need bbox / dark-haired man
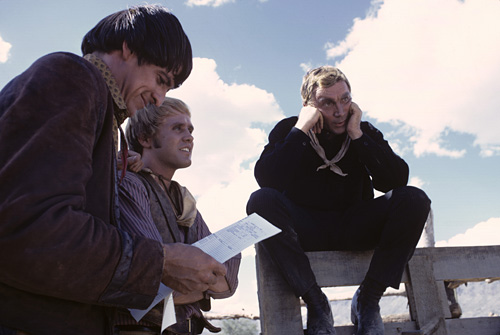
[247,66,431,335]
[0,5,226,334]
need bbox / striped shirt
[116,171,241,326]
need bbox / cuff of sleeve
[98,232,164,309]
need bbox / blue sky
[1,0,500,316]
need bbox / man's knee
[246,187,283,215]
[393,186,431,213]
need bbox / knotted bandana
[308,129,350,176]
[145,169,198,228]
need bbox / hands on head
[295,105,323,134]
[295,101,363,140]
[346,101,363,140]
[161,243,227,295]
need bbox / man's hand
[173,273,230,305]
[161,243,227,295]
[295,105,323,134]
[117,150,144,172]
[347,102,363,140]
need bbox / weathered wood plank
[297,317,500,335]
[306,246,500,287]
[406,254,447,334]
[421,246,500,282]
[255,244,303,334]
[334,320,418,335]
[445,317,500,335]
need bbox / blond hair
[301,66,351,105]
[126,98,191,154]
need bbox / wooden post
[406,254,448,334]
[255,244,304,335]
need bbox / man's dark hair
[81,4,192,88]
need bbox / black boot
[350,278,385,335]
[302,285,336,335]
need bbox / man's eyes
[172,125,193,133]
[319,99,333,107]
[319,97,351,106]
[158,75,172,88]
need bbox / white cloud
[0,34,12,63]
[300,62,312,73]
[436,217,500,247]
[408,176,425,189]
[168,57,284,231]
[327,0,500,157]
[185,0,235,7]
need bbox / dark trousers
[246,186,431,297]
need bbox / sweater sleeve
[352,122,409,192]
[254,117,313,191]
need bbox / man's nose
[184,132,194,142]
[334,102,345,116]
[152,88,169,106]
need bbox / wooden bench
[255,244,500,335]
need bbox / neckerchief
[308,129,350,176]
[84,54,129,181]
[143,169,197,228]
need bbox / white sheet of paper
[161,292,176,333]
[192,213,281,263]
[128,213,280,328]
[129,283,172,322]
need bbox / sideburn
[152,135,162,149]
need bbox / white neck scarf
[308,129,350,176]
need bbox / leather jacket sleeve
[0,53,163,310]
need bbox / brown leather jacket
[0,52,164,334]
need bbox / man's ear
[138,135,152,149]
[121,41,133,61]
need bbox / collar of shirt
[83,54,128,126]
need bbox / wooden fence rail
[255,244,500,335]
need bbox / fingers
[211,262,227,278]
[314,113,324,134]
[117,150,143,172]
[127,154,144,172]
[349,101,362,116]
[296,105,323,134]
[347,101,363,140]
[161,243,227,294]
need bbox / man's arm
[354,121,409,192]
[0,53,164,308]
[344,102,408,191]
[254,117,314,190]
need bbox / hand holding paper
[129,213,281,331]
[161,243,226,294]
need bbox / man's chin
[126,101,146,117]
[325,126,347,136]
[125,104,138,117]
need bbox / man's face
[150,113,194,174]
[118,53,176,116]
[314,81,352,135]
